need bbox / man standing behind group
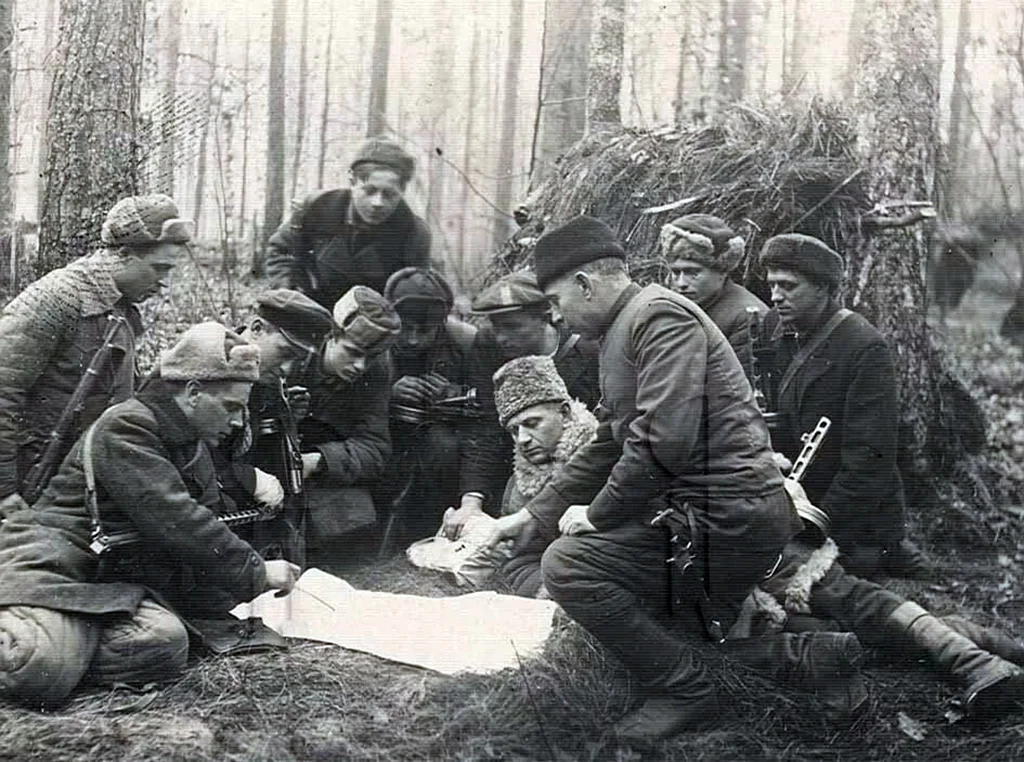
[487,216,801,744]
[662,213,767,369]
[266,137,431,309]
[0,195,193,515]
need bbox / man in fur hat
[661,213,768,370]
[491,355,599,598]
[0,195,194,516]
[382,267,477,541]
[443,272,600,539]
[266,137,431,309]
[295,285,401,560]
[484,216,804,743]
[758,233,926,579]
[0,323,300,708]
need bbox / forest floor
[3,257,1024,761]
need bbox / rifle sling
[82,422,103,534]
[776,308,852,405]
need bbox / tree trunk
[728,0,750,102]
[290,0,310,201]
[531,0,592,187]
[158,0,182,197]
[944,0,971,217]
[586,0,624,131]
[317,4,335,189]
[674,2,691,124]
[0,0,14,221]
[239,30,251,244]
[717,0,730,102]
[192,26,218,235]
[367,0,392,137]
[458,20,480,269]
[38,0,144,272]
[843,0,867,99]
[492,0,525,251]
[424,2,454,234]
[783,0,807,93]
[848,0,976,467]
[259,0,287,263]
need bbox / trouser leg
[0,605,99,707]
[86,598,190,687]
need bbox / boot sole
[966,671,1024,718]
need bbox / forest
[2,1,1024,761]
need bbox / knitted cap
[160,322,260,382]
[493,355,570,427]
[332,285,402,354]
[759,234,845,290]
[661,214,745,273]
[533,216,626,289]
[471,271,550,315]
[255,289,333,353]
[101,195,195,248]
[350,137,415,184]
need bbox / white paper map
[231,568,559,675]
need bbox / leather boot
[941,615,1024,667]
[725,632,869,723]
[888,602,1024,716]
[613,649,721,746]
[882,539,931,580]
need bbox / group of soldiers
[0,136,1021,747]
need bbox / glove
[252,468,285,510]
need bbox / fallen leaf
[897,711,927,741]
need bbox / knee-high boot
[941,615,1024,667]
[887,602,1024,716]
[725,632,869,723]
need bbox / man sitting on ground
[0,323,299,708]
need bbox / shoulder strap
[777,308,853,403]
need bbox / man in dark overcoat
[266,137,431,309]
[486,216,803,743]
[758,233,926,579]
[0,322,299,708]
[0,195,193,515]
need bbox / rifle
[22,314,129,505]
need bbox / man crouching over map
[0,322,299,707]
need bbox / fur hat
[384,267,454,324]
[255,289,333,353]
[533,216,626,289]
[160,322,260,382]
[350,136,415,184]
[471,271,550,316]
[660,214,745,273]
[101,194,194,248]
[493,355,570,427]
[332,285,402,354]
[759,234,845,290]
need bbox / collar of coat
[594,282,642,339]
[136,377,203,447]
[512,399,599,498]
[65,249,129,317]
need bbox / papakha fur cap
[493,355,570,427]
[160,321,260,382]
[759,233,845,290]
[660,214,745,273]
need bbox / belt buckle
[666,537,693,570]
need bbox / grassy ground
[4,259,1024,760]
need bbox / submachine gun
[745,306,798,435]
[390,387,485,427]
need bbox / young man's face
[116,242,182,302]
[395,315,444,360]
[767,267,830,330]
[246,320,310,385]
[489,309,550,358]
[185,380,252,446]
[505,401,568,465]
[323,331,369,383]
[669,259,727,307]
[350,168,405,226]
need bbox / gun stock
[90,505,279,556]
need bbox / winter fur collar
[512,400,598,498]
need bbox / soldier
[0,323,299,708]
[758,233,927,579]
[216,289,335,563]
[661,214,768,369]
[442,271,599,538]
[381,267,477,540]
[0,195,193,515]
[296,285,401,561]
[486,216,803,743]
[265,137,431,309]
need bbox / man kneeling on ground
[0,323,299,708]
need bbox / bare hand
[285,386,311,420]
[558,504,597,536]
[252,468,285,509]
[482,509,533,549]
[0,493,29,520]
[442,504,485,540]
[301,452,324,479]
[264,559,301,594]
[772,451,793,474]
